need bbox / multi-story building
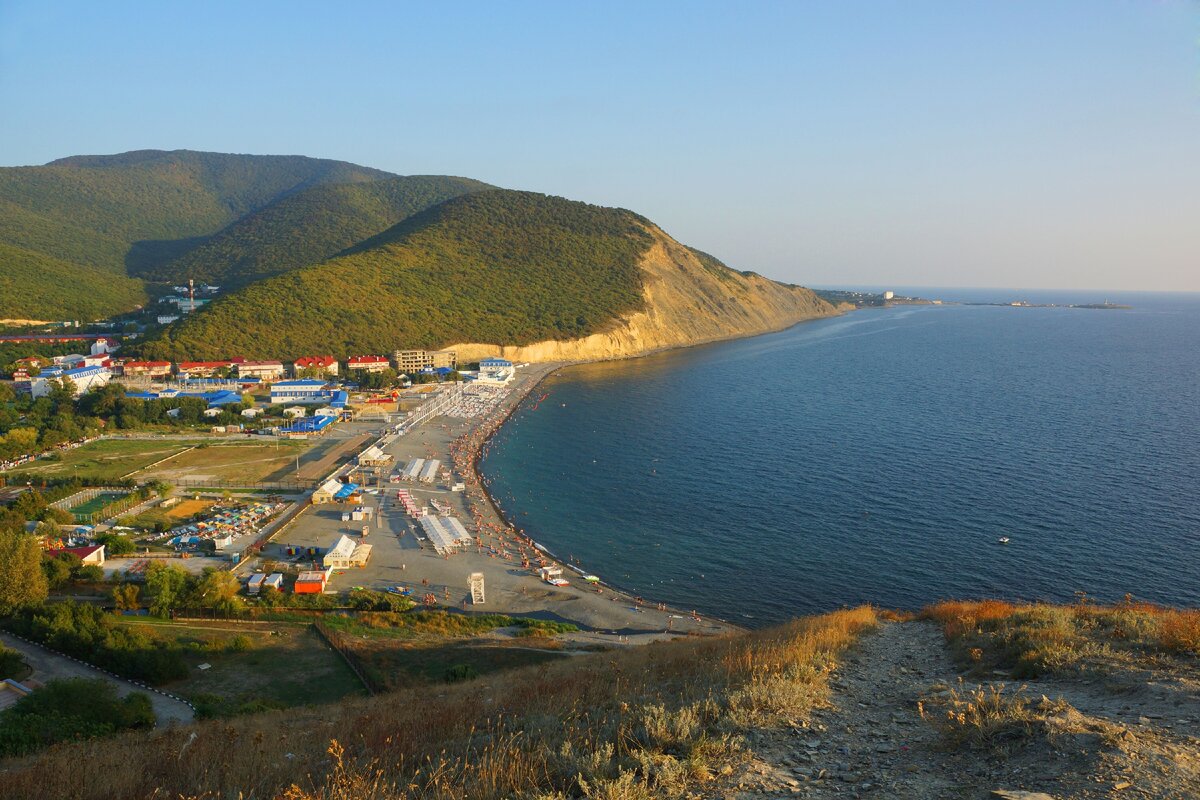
[347,355,391,373]
[293,356,339,376]
[236,360,286,381]
[393,349,457,373]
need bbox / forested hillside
[133,175,492,286]
[137,190,655,360]
[0,242,146,321]
[0,150,394,319]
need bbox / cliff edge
[449,222,836,363]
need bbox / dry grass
[922,599,1200,678]
[919,681,1071,748]
[0,607,878,800]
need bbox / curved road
[0,631,194,725]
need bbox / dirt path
[732,621,1200,799]
[0,631,194,726]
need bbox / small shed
[293,571,327,594]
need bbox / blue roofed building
[270,379,331,405]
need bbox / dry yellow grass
[922,599,1200,678]
[165,499,214,520]
[0,607,878,800]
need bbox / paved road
[0,631,194,725]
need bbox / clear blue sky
[2,1,1197,291]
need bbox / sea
[479,289,1200,626]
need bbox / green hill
[0,150,395,319]
[0,242,146,321]
[137,190,655,360]
[133,174,493,287]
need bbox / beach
[268,365,737,637]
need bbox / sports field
[138,441,310,485]
[69,491,127,517]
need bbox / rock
[1112,782,1133,791]
[990,791,1057,800]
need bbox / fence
[173,477,315,492]
[312,620,378,695]
[50,485,144,524]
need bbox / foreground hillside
[139,190,834,361]
[1,601,1196,799]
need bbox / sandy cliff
[448,223,836,363]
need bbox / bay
[480,290,1200,625]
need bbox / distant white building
[30,365,111,398]
[883,291,895,300]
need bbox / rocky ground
[718,621,1200,800]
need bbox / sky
[1,1,1198,292]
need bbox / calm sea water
[480,290,1200,625]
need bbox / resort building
[122,360,172,378]
[293,356,339,376]
[177,360,233,378]
[271,379,330,404]
[393,349,456,373]
[475,356,515,384]
[347,355,390,373]
[236,360,285,381]
[30,364,111,398]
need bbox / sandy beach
[267,365,737,637]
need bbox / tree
[111,583,140,612]
[36,506,73,525]
[191,568,243,614]
[96,533,135,556]
[144,562,192,617]
[41,557,72,590]
[0,524,49,614]
[74,564,104,583]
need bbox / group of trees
[5,600,188,685]
[0,380,100,462]
[0,378,255,465]
[141,561,243,617]
[0,520,48,616]
[0,677,154,757]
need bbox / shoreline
[454,313,846,630]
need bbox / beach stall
[418,459,441,484]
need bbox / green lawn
[111,618,365,716]
[16,439,204,481]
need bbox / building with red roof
[121,360,172,378]
[45,544,106,566]
[346,355,390,373]
[294,356,339,376]
[177,360,233,377]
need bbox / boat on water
[998,536,1010,544]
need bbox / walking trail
[0,631,194,725]
[723,621,1200,800]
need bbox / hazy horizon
[2,1,1197,292]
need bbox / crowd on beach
[441,371,708,626]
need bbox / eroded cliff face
[448,224,837,363]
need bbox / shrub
[0,678,154,757]
[443,663,479,683]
